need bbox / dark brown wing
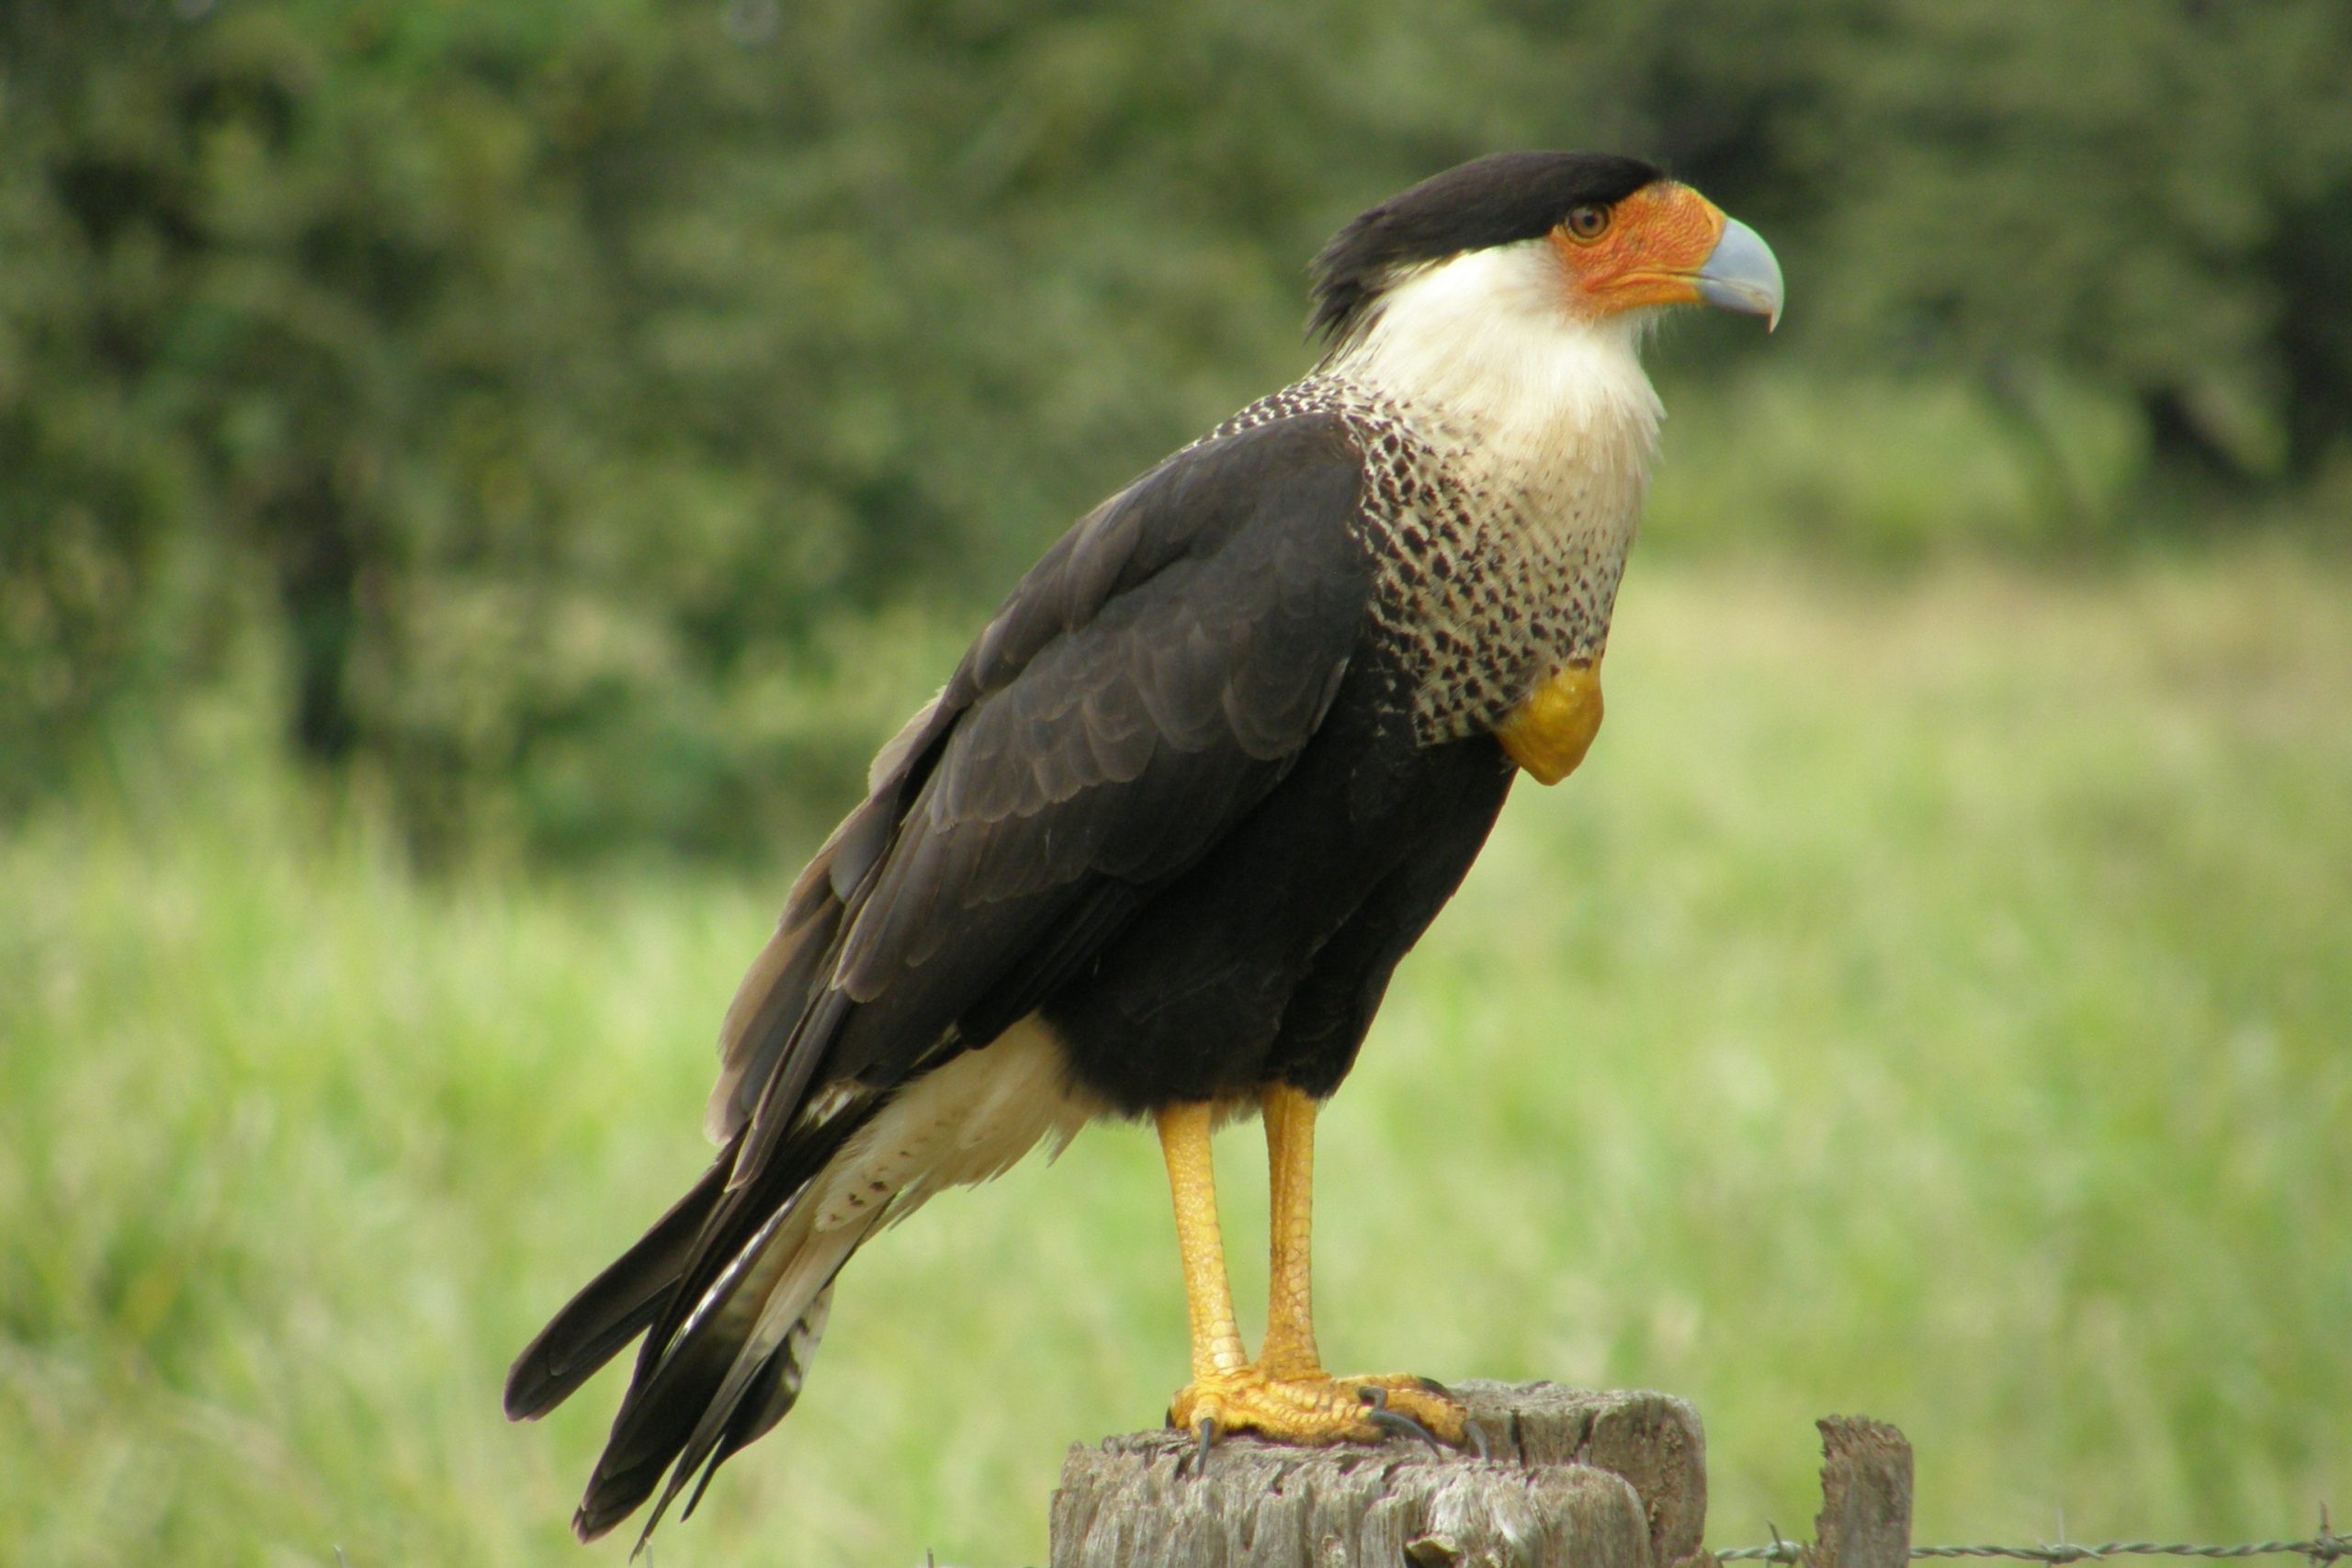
[709,411,1376,1168]
[508,411,1381,1540]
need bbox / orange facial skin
[1549,181,1728,320]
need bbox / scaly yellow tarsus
[1258,1086,1470,1444]
[1495,660,1604,785]
[1160,1101,1371,1441]
[1156,1102,1249,1383]
[1259,1085,1322,1382]
[1159,1087,1472,1449]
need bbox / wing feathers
[503,1145,735,1421]
[707,823,854,1143]
[677,1286,832,1523]
[527,411,1378,1546]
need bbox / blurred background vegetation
[3,2,2348,1565]
[7,0,2350,858]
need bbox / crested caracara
[504,150,1784,1547]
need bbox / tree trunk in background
[272,477,359,765]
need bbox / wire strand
[1714,1537,2349,1564]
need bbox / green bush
[1647,367,2154,560]
[4,0,2348,855]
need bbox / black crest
[1308,152,1664,344]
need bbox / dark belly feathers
[1036,661,1517,1112]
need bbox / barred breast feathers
[1322,241,1665,739]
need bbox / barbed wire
[1718,1526,2347,1566]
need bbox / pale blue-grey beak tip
[1695,216,1784,331]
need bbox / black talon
[1193,1416,1217,1476]
[1357,1385,1388,1408]
[1463,1417,1491,1461]
[1368,1407,1445,1456]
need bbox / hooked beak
[1693,216,1784,331]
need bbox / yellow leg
[1258,1086,1322,1380]
[1154,1094,1474,1450]
[1253,1086,1472,1444]
[1156,1102,1250,1382]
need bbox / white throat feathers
[1323,240,1666,521]
[1316,240,1668,739]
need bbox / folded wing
[505,412,1380,1543]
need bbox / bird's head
[1309,152,1784,355]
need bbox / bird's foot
[1168,1369,1476,1457]
[1328,1373,1477,1451]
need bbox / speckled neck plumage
[1203,360,1659,743]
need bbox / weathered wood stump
[1049,1382,1711,1568]
[1806,1416,1914,1568]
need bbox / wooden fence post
[1804,1416,1914,1568]
[1049,1382,1711,1568]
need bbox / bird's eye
[1564,205,1610,242]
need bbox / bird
[503,150,1784,1548]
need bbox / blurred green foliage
[5,0,2349,856]
[6,552,2347,1562]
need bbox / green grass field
[5,548,2348,1567]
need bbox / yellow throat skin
[1494,660,1604,785]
